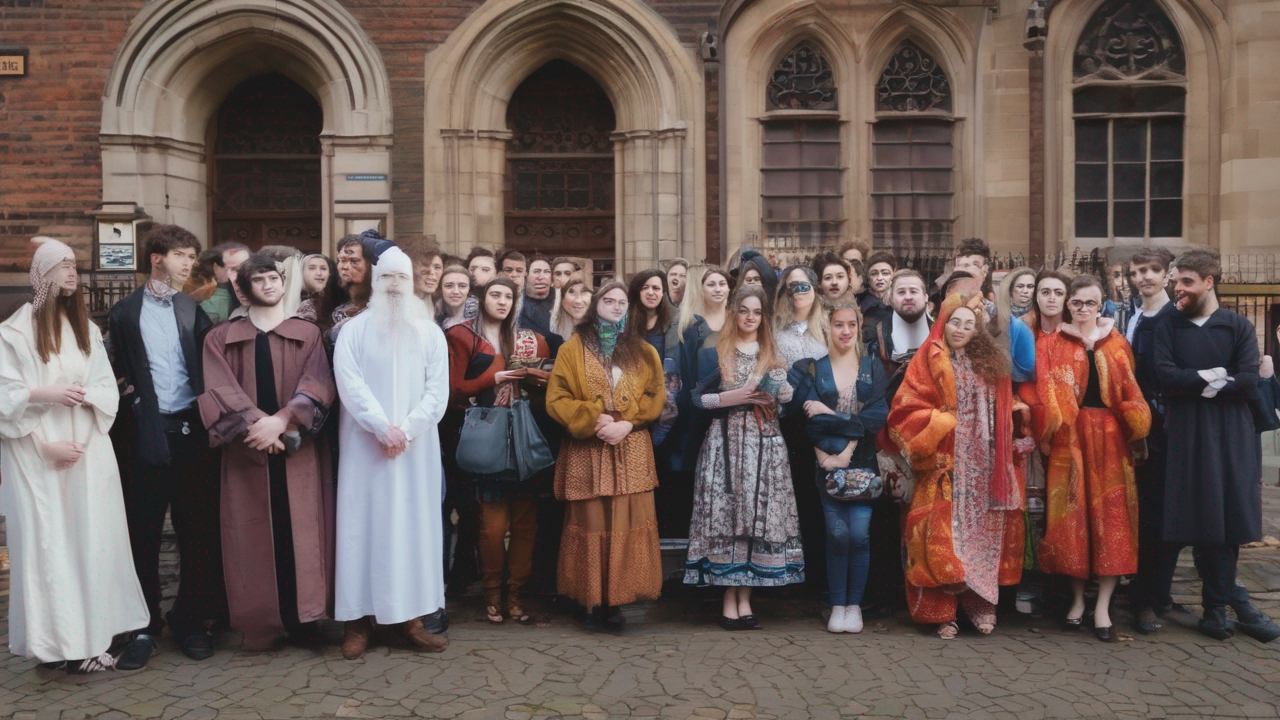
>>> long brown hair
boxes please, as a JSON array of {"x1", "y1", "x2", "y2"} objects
[
  {"x1": 716, "y1": 284, "x2": 782, "y2": 382},
  {"x1": 35, "y1": 285, "x2": 91, "y2": 364},
  {"x1": 477, "y1": 277, "x2": 519, "y2": 361},
  {"x1": 940, "y1": 294, "x2": 1008, "y2": 384},
  {"x1": 622, "y1": 269, "x2": 671, "y2": 346},
  {"x1": 577, "y1": 281, "x2": 647, "y2": 372}
]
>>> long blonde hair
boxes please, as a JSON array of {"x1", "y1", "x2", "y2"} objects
[
  {"x1": 717, "y1": 284, "x2": 783, "y2": 383},
  {"x1": 675, "y1": 265, "x2": 729, "y2": 338},
  {"x1": 773, "y1": 264, "x2": 827, "y2": 346}
]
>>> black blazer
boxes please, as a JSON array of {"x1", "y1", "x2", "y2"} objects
[{"x1": 107, "y1": 288, "x2": 213, "y2": 467}]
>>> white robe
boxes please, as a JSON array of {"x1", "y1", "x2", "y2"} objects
[
  {"x1": 333, "y1": 311, "x2": 449, "y2": 623},
  {"x1": 0, "y1": 305, "x2": 149, "y2": 661}
]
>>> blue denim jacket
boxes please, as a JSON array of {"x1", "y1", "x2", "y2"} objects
[{"x1": 790, "y1": 354, "x2": 890, "y2": 470}]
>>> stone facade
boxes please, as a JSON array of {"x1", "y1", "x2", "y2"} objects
[{"x1": 0, "y1": 0, "x2": 1275, "y2": 277}]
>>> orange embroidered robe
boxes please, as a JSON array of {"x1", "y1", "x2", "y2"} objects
[
  {"x1": 1034, "y1": 329, "x2": 1149, "y2": 578},
  {"x1": 888, "y1": 331, "x2": 1025, "y2": 624}
]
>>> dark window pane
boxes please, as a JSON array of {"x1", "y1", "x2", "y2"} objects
[
  {"x1": 916, "y1": 195, "x2": 951, "y2": 219},
  {"x1": 1114, "y1": 201, "x2": 1146, "y2": 237},
  {"x1": 1076, "y1": 201, "x2": 1108, "y2": 237},
  {"x1": 1075, "y1": 164, "x2": 1108, "y2": 200},
  {"x1": 539, "y1": 173, "x2": 565, "y2": 208},
  {"x1": 764, "y1": 197, "x2": 799, "y2": 221},
  {"x1": 819, "y1": 197, "x2": 843, "y2": 219},
  {"x1": 1114, "y1": 163, "x2": 1146, "y2": 200},
  {"x1": 801, "y1": 142, "x2": 841, "y2": 166},
  {"x1": 1151, "y1": 161, "x2": 1183, "y2": 198},
  {"x1": 914, "y1": 171, "x2": 952, "y2": 193},
  {"x1": 1114, "y1": 121, "x2": 1147, "y2": 162},
  {"x1": 912, "y1": 144, "x2": 953, "y2": 167},
  {"x1": 1073, "y1": 86, "x2": 1186, "y2": 114},
  {"x1": 872, "y1": 195, "x2": 895, "y2": 218},
  {"x1": 911, "y1": 121, "x2": 953, "y2": 143},
  {"x1": 895, "y1": 195, "x2": 913, "y2": 217},
  {"x1": 1075, "y1": 120, "x2": 1108, "y2": 162},
  {"x1": 874, "y1": 144, "x2": 910, "y2": 167},
  {"x1": 1152, "y1": 119, "x2": 1184, "y2": 160},
  {"x1": 873, "y1": 122, "x2": 910, "y2": 142},
  {"x1": 567, "y1": 173, "x2": 591, "y2": 209},
  {"x1": 514, "y1": 172, "x2": 538, "y2": 210},
  {"x1": 872, "y1": 170, "x2": 913, "y2": 193},
  {"x1": 1150, "y1": 199, "x2": 1182, "y2": 237},
  {"x1": 802, "y1": 123, "x2": 840, "y2": 141},
  {"x1": 763, "y1": 170, "x2": 802, "y2": 195},
  {"x1": 763, "y1": 142, "x2": 802, "y2": 167},
  {"x1": 763, "y1": 122, "x2": 799, "y2": 142}
]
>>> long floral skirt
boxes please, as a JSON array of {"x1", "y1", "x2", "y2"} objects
[
  {"x1": 557, "y1": 492, "x2": 662, "y2": 610},
  {"x1": 684, "y1": 413, "x2": 805, "y2": 587}
]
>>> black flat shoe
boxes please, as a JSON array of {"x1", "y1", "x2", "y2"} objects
[
  {"x1": 176, "y1": 632, "x2": 215, "y2": 661},
  {"x1": 1061, "y1": 615, "x2": 1084, "y2": 632},
  {"x1": 1232, "y1": 603, "x2": 1280, "y2": 644},
  {"x1": 602, "y1": 607, "x2": 626, "y2": 632},
  {"x1": 717, "y1": 615, "x2": 743, "y2": 631},
  {"x1": 1131, "y1": 607, "x2": 1162, "y2": 635},
  {"x1": 738, "y1": 615, "x2": 762, "y2": 631},
  {"x1": 1094, "y1": 625, "x2": 1118, "y2": 643},
  {"x1": 114, "y1": 633, "x2": 157, "y2": 671},
  {"x1": 422, "y1": 609, "x2": 450, "y2": 635},
  {"x1": 1198, "y1": 606, "x2": 1234, "y2": 641}
]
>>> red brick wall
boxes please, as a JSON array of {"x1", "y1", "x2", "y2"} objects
[
  {"x1": 0, "y1": 0, "x2": 718, "y2": 271},
  {"x1": 0, "y1": 1, "x2": 146, "y2": 270}
]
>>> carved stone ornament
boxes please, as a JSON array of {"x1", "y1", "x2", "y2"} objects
[
  {"x1": 876, "y1": 41, "x2": 952, "y2": 113},
  {"x1": 766, "y1": 43, "x2": 837, "y2": 111},
  {"x1": 1073, "y1": 0, "x2": 1185, "y2": 82}
]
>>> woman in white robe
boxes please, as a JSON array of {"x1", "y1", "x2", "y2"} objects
[{"x1": 0, "y1": 237, "x2": 148, "y2": 672}]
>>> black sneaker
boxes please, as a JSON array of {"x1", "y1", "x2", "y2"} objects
[
  {"x1": 1198, "y1": 606, "x2": 1234, "y2": 641},
  {"x1": 115, "y1": 633, "x2": 158, "y2": 671},
  {"x1": 1232, "y1": 603, "x2": 1280, "y2": 643}
]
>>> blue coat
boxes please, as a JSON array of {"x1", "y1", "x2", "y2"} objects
[{"x1": 790, "y1": 354, "x2": 889, "y2": 474}]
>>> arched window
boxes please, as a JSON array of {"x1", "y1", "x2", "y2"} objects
[
  {"x1": 761, "y1": 42, "x2": 842, "y2": 248},
  {"x1": 1072, "y1": 0, "x2": 1185, "y2": 241},
  {"x1": 871, "y1": 41, "x2": 954, "y2": 252}
]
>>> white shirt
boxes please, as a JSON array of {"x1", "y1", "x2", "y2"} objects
[
  {"x1": 891, "y1": 313, "x2": 931, "y2": 361},
  {"x1": 139, "y1": 294, "x2": 195, "y2": 414}
]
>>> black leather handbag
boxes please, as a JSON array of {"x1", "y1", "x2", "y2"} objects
[{"x1": 511, "y1": 398, "x2": 555, "y2": 480}]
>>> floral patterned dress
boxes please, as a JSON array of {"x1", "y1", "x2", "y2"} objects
[{"x1": 684, "y1": 344, "x2": 805, "y2": 586}]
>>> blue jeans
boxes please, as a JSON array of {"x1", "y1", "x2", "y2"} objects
[{"x1": 819, "y1": 493, "x2": 873, "y2": 606}]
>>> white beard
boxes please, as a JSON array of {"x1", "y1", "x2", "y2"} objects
[{"x1": 367, "y1": 286, "x2": 432, "y2": 333}]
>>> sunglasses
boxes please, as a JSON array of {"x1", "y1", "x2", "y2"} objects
[{"x1": 787, "y1": 281, "x2": 813, "y2": 296}]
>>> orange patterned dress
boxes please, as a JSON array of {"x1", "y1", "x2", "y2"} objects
[
  {"x1": 1034, "y1": 328, "x2": 1150, "y2": 579},
  {"x1": 887, "y1": 297, "x2": 1025, "y2": 625}
]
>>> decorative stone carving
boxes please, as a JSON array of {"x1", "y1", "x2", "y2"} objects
[
  {"x1": 876, "y1": 41, "x2": 952, "y2": 113},
  {"x1": 766, "y1": 43, "x2": 837, "y2": 111},
  {"x1": 1073, "y1": 0, "x2": 1185, "y2": 82}
]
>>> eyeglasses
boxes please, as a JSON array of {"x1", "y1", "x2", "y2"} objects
[
  {"x1": 1068, "y1": 299, "x2": 1100, "y2": 310},
  {"x1": 787, "y1": 282, "x2": 813, "y2": 296}
]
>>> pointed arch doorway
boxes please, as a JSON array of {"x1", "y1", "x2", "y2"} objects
[
  {"x1": 209, "y1": 73, "x2": 324, "y2": 254},
  {"x1": 504, "y1": 60, "x2": 617, "y2": 283}
]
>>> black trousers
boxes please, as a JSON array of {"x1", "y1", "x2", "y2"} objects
[{"x1": 123, "y1": 409, "x2": 226, "y2": 638}]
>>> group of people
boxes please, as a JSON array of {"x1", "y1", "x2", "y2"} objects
[{"x1": 2, "y1": 227, "x2": 1277, "y2": 676}]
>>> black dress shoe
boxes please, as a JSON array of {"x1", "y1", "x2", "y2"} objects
[
  {"x1": 602, "y1": 607, "x2": 626, "y2": 632},
  {"x1": 1131, "y1": 607, "x2": 1162, "y2": 635},
  {"x1": 1061, "y1": 614, "x2": 1084, "y2": 632},
  {"x1": 1232, "y1": 603, "x2": 1280, "y2": 643},
  {"x1": 1154, "y1": 601, "x2": 1189, "y2": 618},
  {"x1": 717, "y1": 615, "x2": 743, "y2": 631},
  {"x1": 1094, "y1": 624, "x2": 1118, "y2": 643},
  {"x1": 738, "y1": 615, "x2": 762, "y2": 631},
  {"x1": 1198, "y1": 606, "x2": 1235, "y2": 640},
  {"x1": 286, "y1": 621, "x2": 325, "y2": 647},
  {"x1": 115, "y1": 633, "x2": 157, "y2": 671},
  {"x1": 176, "y1": 632, "x2": 215, "y2": 660},
  {"x1": 422, "y1": 609, "x2": 449, "y2": 635}
]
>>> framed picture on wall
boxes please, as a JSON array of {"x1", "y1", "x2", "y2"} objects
[{"x1": 98, "y1": 242, "x2": 136, "y2": 270}]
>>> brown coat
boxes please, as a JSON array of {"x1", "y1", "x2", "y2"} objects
[{"x1": 198, "y1": 316, "x2": 337, "y2": 648}]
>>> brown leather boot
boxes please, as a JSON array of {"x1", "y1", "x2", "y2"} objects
[
  {"x1": 341, "y1": 618, "x2": 374, "y2": 660},
  {"x1": 403, "y1": 617, "x2": 448, "y2": 653}
]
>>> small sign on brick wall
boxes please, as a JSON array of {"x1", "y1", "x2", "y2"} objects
[{"x1": 0, "y1": 49, "x2": 27, "y2": 77}]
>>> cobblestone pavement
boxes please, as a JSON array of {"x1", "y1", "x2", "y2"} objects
[{"x1": 2, "y1": 489, "x2": 1280, "y2": 719}]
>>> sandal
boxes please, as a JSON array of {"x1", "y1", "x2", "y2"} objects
[
  {"x1": 66, "y1": 653, "x2": 115, "y2": 674},
  {"x1": 484, "y1": 605, "x2": 504, "y2": 624},
  {"x1": 937, "y1": 622, "x2": 959, "y2": 640},
  {"x1": 508, "y1": 603, "x2": 534, "y2": 626},
  {"x1": 975, "y1": 622, "x2": 996, "y2": 635}
]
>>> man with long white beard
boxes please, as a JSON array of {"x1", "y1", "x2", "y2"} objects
[{"x1": 333, "y1": 247, "x2": 450, "y2": 659}]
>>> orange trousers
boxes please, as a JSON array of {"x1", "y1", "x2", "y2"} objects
[{"x1": 478, "y1": 498, "x2": 537, "y2": 607}]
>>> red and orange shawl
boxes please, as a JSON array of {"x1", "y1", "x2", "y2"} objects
[{"x1": 887, "y1": 295, "x2": 1025, "y2": 598}]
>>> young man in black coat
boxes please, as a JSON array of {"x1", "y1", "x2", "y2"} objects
[
  {"x1": 107, "y1": 225, "x2": 225, "y2": 667},
  {"x1": 1153, "y1": 248, "x2": 1280, "y2": 643}
]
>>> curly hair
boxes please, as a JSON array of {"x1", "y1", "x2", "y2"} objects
[{"x1": 943, "y1": 295, "x2": 1009, "y2": 384}]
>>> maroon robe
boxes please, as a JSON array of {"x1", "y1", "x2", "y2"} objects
[{"x1": 199, "y1": 316, "x2": 336, "y2": 648}]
